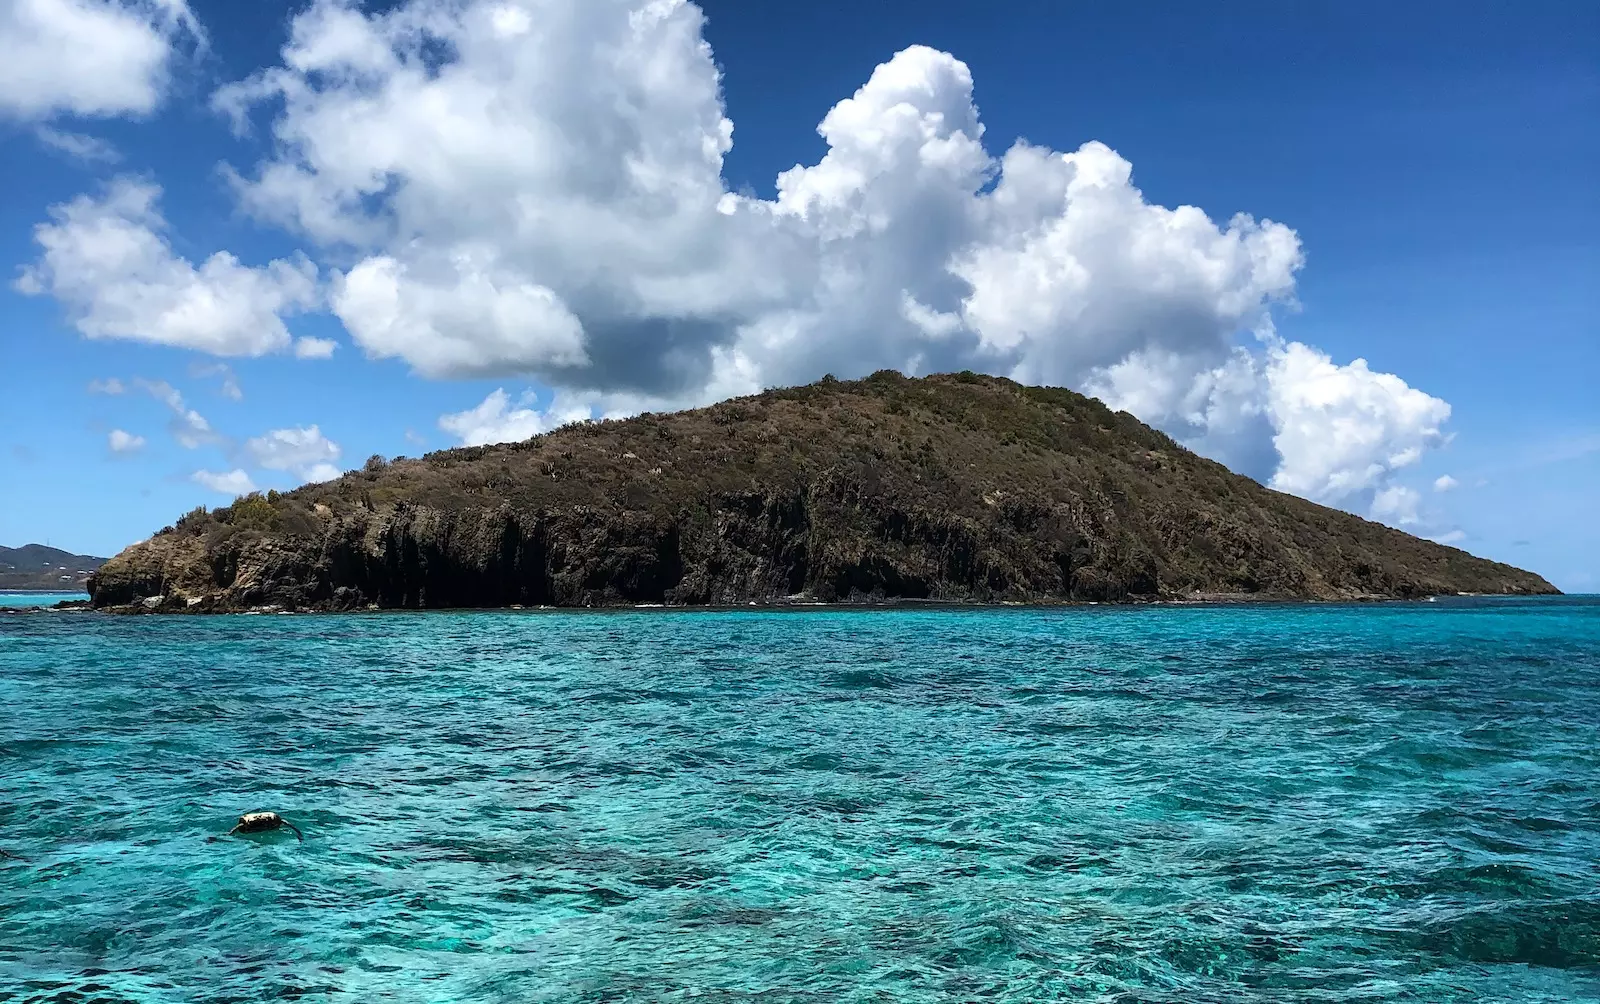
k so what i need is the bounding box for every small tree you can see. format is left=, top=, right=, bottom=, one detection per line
left=229, top=493, right=280, bottom=531
left=175, top=505, right=209, bottom=533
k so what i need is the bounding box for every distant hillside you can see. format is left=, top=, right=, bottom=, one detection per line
left=89, top=371, right=1556, bottom=611
left=1, top=544, right=106, bottom=591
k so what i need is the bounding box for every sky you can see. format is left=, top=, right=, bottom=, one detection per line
left=0, top=0, right=1594, bottom=591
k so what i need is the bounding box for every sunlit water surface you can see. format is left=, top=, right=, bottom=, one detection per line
left=2, top=599, right=1598, bottom=1002
left=0, top=593, right=87, bottom=609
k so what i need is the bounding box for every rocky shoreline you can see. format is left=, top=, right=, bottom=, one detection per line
left=22, top=592, right=1499, bottom=616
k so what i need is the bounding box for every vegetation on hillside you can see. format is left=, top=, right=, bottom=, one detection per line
left=90, top=372, right=1555, bottom=610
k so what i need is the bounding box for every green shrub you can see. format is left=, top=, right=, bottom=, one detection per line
left=228, top=493, right=280, bottom=531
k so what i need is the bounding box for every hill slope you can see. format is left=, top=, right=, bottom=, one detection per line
left=89, top=372, right=1555, bottom=611
left=1, top=545, right=106, bottom=591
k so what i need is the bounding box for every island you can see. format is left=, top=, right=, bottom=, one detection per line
left=1, top=544, right=105, bottom=591
left=88, top=371, right=1556, bottom=612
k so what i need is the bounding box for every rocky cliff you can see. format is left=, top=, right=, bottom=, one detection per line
left=89, top=372, right=1556, bottom=611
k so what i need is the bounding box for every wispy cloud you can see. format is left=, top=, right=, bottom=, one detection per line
left=35, top=127, right=120, bottom=164
left=188, top=361, right=243, bottom=401
left=1465, top=431, right=1600, bottom=481
left=134, top=378, right=219, bottom=449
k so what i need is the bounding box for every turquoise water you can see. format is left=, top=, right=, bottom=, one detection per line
left=0, top=592, right=87, bottom=609
left=2, top=600, right=1598, bottom=1002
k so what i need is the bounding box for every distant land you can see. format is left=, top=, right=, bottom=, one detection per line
left=1, top=544, right=106, bottom=591
left=89, top=372, right=1556, bottom=612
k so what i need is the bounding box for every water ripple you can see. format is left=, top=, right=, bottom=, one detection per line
left=1, top=598, right=1598, bottom=1001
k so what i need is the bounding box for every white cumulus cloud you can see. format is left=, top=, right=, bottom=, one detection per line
left=213, top=0, right=1455, bottom=524
left=438, top=389, right=598, bottom=447
left=293, top=336, right=338, bottom=359
left=331, top=253, right=587, bottom=378
left=191, top=468, right=256, bottom=496
left=16, top=178, right=320, bottom=357
left=244, top=424, right=343, bottom=484
left=0, top=0, right=202, bottom=120
left=1433, top=474, right=1459, bottom=492
left=107, top=428, right=144, bottom=453
left=1264, top=340, right=1451, bottom=514
left=957, top=141, right=1302, bottom=378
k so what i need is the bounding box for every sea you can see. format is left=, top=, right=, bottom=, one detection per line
left=2, top=598, right=1597, bottom=1002
left=0, top=592, right=88, bottom=609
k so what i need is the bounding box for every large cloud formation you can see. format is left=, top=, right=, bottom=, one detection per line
left=16, top=179, right=322, bottom=356
left=24, top=0, right=1449, bottom=524
left=0, top=0, right=201, bottom=119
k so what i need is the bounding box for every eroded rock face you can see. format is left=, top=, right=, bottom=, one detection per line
left=89, top=373, right=1558, bottom=611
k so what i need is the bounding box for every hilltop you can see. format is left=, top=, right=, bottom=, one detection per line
left=1, top=544, right=105, bottom=591
left=88, top=372, right=1555, bottom=611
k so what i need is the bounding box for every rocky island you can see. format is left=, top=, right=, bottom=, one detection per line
left=88, top=372, right=1556, bottom=611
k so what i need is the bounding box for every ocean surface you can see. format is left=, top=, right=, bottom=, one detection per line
left=0, top=592, right=88, bottom=609
left=2, top=599, right=1598, bottom=1002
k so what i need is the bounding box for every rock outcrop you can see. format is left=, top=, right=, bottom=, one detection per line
left=89, top=372, right=1557, bottom=611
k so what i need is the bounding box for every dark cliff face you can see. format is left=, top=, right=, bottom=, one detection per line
left=88, top=372, right=1558, bottom=611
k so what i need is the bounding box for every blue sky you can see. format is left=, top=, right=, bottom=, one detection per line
left=0, top=0, right=1594, bottom=591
